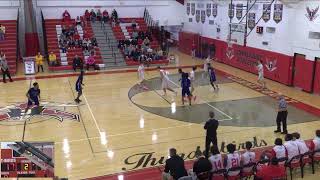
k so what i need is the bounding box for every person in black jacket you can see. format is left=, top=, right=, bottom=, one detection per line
left=163, top=148, right=187, bottom=180
left=204, top=111, right=219, bottom=158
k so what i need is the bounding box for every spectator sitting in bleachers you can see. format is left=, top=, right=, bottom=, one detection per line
left=74, top=32, right=82, bottom=47
left=143, top=37, right=150, bottom=47
left=242, top=141, right=256, bottom=173
left=61, top=25, right=67, bottom=36
left=67, top=37, right=76, bottom=49
left=49, top=52, right=57, bottom=66
left=284, top=133, right=300, bottom=161
left=102, top=10, right=109, bottom=23
left=86, top=54, right=96, bottom=71
left=131, top=19, right=137, bottom=29
left=255, top=157, right=286, bottom=180
left=292, top=132, right=310, bottom=155
left=96, top=9, right=102, bottom=21
left=224, top=143, right=241, bottom=176
left=85, top=9, right=90, bottom=21
left=138, top=31, right=145, bottom=39
left=132, top=30, right=138, bottom=39
left=83, top=30, right=90, bottom=39
left=76, top=16, right=82, bottom=26
left=131, top=47, right=140, bottom=61
left=62, top=10, right=71, bottom=22
left=69, top=25, right=75, bottom=36
left=83, top=49, right=91, bottom=57
left=90, top=9, right=97, bottom=23
left=91, top=37, right=98, bottom=46
left=0, top=24, right=5, bottom=41
left=72, top=55, right=83, bottom=72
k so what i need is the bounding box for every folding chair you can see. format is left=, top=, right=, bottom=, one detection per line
left=277, top=157, right=288, bottom=166
left=285, top=155, right=301, bottom=180
left=211, top=169, right=226, bottom=180
left=226, top=166, right=242, bottom=180
left=242, top=162, right=256, bottom=179
left=311, top=149, right=320, bottom=174
left=300, top=151, right=313, bottom=178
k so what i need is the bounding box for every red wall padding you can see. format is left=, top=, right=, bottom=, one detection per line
left=197, top=35, right=293, bottom=85
left=178, top=31, right=200, bottom=56
left=313, top=60, right=320, bottom=94
left=293, top=55, right=315, bottom=92
left=25, top=33, right=39, bottom=56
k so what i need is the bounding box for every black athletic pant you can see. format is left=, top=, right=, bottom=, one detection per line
left=276, top=111, right=288, bottom=132
left=205, top=135, right=217, bottom=158
left=37, top=65, right=44, bottom=72
left=2, top=69, right=12, bottom=82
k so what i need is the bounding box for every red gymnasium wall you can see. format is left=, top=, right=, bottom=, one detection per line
left=178, top=31, right=320, bottom=91
left=313, top=60, right=320, bottom=94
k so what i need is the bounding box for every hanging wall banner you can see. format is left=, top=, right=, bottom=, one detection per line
left=228, top=4, right=235, bottom=19
left=201, top=10, right=206, bottom=23
left=187, top=3, right=190, bottom=15
left=196, top=10, right=200, bottom=23
left=248, top=13, right=256, bottom=30
left=236, top=4, right=243, bottom=20
left=191, top=3, right=196, bottom=15
left=262, top=4, right=271, bottom=22
left=207, top=4, right=212, bottom=17
left=212, top=4, right=218, bottom=17
left=273, top=4, right=283, bottom=23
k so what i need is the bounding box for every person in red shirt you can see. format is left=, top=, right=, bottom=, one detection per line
left=191, top=41, right=196, bottom=59
left=255, top=158, right=286, bottom=180
left=85, top=10, right=90, bottom=21
left=62, top=10, right=71, bottom=22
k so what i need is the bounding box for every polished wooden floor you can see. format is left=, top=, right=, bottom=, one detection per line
left=0, top=50, right=320, bottom=179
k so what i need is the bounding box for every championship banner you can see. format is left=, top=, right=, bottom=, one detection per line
left=187, top=3, right=190, bottom=15
left=196, top=10, right=200, bottom=23
left=201, top=10, right=206, bottom=23
left=248, top=13, right=256, bottom=30
left=23, top=57, right=36, bottom=75
left=207, top=4, right=211, bottom=17
left=212, top=4, right=218, bottom=17
left=262, top=4, right=271, bottom=22
left=191, top=3, right=196, bottom=15
left=273, top=4, right=283, bottom=23
left=228, top=4, right=235, bottom=19
left=236, top=4, right=243, bottom=20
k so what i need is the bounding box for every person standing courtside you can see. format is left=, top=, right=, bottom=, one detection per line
left=35, top=52, right=44, bottom=73
left=74, top=70, right=84, bottom=103
left=274, top=94, right=288, bottom=134
left=204, top=111, right=219, bottom=158
left=0, top=52, right=13, bottom=83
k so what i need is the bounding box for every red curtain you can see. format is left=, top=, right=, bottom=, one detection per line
left=25, top=33, right=39, bottom=56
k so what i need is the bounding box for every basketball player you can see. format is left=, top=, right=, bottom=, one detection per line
left=137, top=63, right=148, bottom=90
left=74, top=70, right=84, bottom=103
left=224, top=144, right=241, bottom=176
left=158, top=66, right=176, bottom=96
left=208, top=145, right=224, bottom=173
left=241, top=141, right=256, bottom=173
left=208, top=65, right=218, bottom=91
left=181, top=72, right=192, bottom=106
left=257, top=60, right=266, bottom=89
left=190, top=66, right=196, bottom=94
left=202, top=56, right=211, bottom=79
left=25, top=82, right=41, bottom=113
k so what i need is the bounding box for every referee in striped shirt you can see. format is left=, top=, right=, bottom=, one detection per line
left=274, top=94, right=288, bottom=134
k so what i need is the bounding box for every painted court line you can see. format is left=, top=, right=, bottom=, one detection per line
left=82, top=93, right=103, bottom=134
left=167, top=78, right=233, bottom=121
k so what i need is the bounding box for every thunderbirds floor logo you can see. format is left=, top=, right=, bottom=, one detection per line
left=0, top=102, right=80, bottom=122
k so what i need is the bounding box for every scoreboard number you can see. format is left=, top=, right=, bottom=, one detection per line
left=24, top=163, right=29, bottom=171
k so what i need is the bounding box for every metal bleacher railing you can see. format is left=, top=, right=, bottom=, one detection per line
left=101, top=20, right=117, bottom=65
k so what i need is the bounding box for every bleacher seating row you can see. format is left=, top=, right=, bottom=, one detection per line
left=0, top=20, right=17, bottom=74
left=44, top=19, right=103, bottom=71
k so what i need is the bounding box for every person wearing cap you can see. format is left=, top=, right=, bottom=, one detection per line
left=274, top=94, right=288, bottom=134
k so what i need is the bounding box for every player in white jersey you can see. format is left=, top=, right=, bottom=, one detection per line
left=137, top=63, right=148, bottom=89
left=311, top=130, right=320, bottom=156
left=271, top=138, right=287, bottom=159
left=284, top=134, right=300, bottom=161
left=292, top=132, right=310, bottom=154
left=158, top=66, right=176, bottom=96
left=257, top=60, right=266, bottom=89
left=224, top=144, right=241, bottom=176
left=208, top=145, right=224, bottom=173
left=189, top=66, right=197, bottom=101
left=242, top=142, right=256, bottom=173
left=202, top=56, right=211, bottom=79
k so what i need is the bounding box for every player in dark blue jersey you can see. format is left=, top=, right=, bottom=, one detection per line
left=208, top=65, right=218, bottom=91
left=181, top=72, right=192, bottom=106
left=25, top=82, right=41, bottom=113
left=74, top=70, right=84, bottom=103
